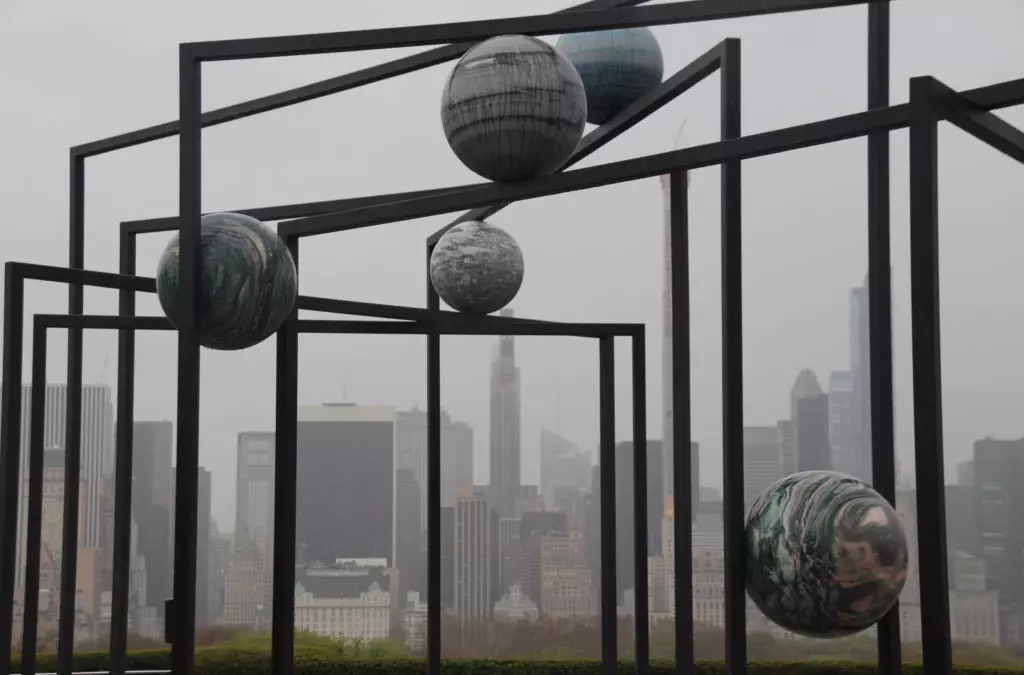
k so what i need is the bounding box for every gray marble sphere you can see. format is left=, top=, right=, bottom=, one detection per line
left=441, top=35, right=587, bottom=183
left=156, top=212, right=298, bottom=351
left=746, top=471, right=909, bottom=638
left=430, top=221, right=524, bottom=314
left=556, top=28, right=664, bottom=125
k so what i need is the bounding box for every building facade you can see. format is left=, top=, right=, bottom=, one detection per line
left=490, top=311, right=522, bottom=520
left=743, top=426, right=782, bottom=507
left=539, top=530, right=592, bottom=620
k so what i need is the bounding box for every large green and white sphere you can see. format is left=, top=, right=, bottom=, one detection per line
left=745, top=471, right=908, bottom=638
left=156, top=212, right=297, bottom=351
left=556, top=28, right=664, bottom=125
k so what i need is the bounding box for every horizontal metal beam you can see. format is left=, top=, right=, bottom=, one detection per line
left=188, top=0, right=880, bottom=61
left=930, top=77, right=1024, bottom=165
left=296, top=318, right=639, bottom=337
left=8, top=262, right=155, bottom=293
left=35, top=315, right=172, bottom=331
left=281, top=76, right=1024, bottom=238
left=426, top=38, right=727, bottom=245
left=73, top=0, right=645, bottom=158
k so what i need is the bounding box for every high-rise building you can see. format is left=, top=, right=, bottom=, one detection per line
left=395, top=408, right=474, bottom=531
left=540, top=429, right=590, bottom=511
left=539, top=529, right=592, bottom=619
left=297, top=404, right=396, bottom=564
left=440, top=506, right=455, bottom=610
left=849, top=280, right=872, bottom=482
left=497, top=517, right=521, bottom=594
left=490, top=310, right=522, bottom=519
left=828, top=371, right=861, bottom=478
left=395, top=468, right=424, bottom=598
left=614, top=440, right=665, bottom=601
left=15, top=384, right=113, bottom=592
left=975, top=437, right=1024, bottom=646
left=195, top=468, right=212, bottom=628
left=132, top=420, right=174, bottom=619
left=518, top=510, right=567, bottom=607
left=743, top=426, right=783, bottom=507
left=777, top=419, right=797, bottom=477
left=958, top=459, right=975, bottom=487
left=663, top=441, right=700, bottom=523
left=453, top=489, right=497, bottom=629
left=208, top=531, right=232, bottom=626
left=791, top=369, right=831, bottom=472
left=233, top=432, right=275, bottom=610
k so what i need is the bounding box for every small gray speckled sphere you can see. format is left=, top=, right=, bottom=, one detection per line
left=156, top=212, right=298, bottom=351
left=430, top=221, right=524, bottom=315
left=556, top=28, right=664, bottom=125
left=746, top=471, right=908, bottom=638
left=441, top=35, right=587, bottom=183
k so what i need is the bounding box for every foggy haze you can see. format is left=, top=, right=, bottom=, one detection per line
left=1, top=0, right=1023, bottom=530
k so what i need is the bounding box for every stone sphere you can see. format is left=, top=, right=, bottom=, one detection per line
left=745, top=471, right=908, bottom=638
left=156, top=212, right=298, bottom=351
left=429, top=221, right=524, bottom=315
left=556, top=28, right=664, bottom=125
left=441, top=35, right=587, bottom=183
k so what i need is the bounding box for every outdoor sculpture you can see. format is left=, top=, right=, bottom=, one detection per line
left=556, top=28, right=665, bottom=124
left=156, top=212, right=298, bottom=350
left=429, top=220, right=524, bottom=314
left=441, top=34, right=588, bottom=182
left=745, top=470, right=908, bottom=638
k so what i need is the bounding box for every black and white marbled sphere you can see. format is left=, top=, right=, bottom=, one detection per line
left=746, top=470, right=908, bottom=638
left=429, top=221, right=524, bottom=314
left=441, top=35, right=587, bottom=183
left=156, top=212, right=297, bottom=351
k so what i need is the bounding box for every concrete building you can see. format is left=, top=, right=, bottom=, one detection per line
left=454, top=489, right=497, bottom=626
left=828, top=371, right=860, bottom=478
left=490, top=311, right=522, bottom=519
left=401, top=591, right=428, bottom=653
left=848, top=280, right=872, bottom=482
left=777, top=419, right=797, bottom=477
left=132, top=420, right=174, bottom=620
left=494, top=583, right=539, bottom=622
left=540, top=428, right=590, bottom=511
left=539, top=530, right=592, bottom=619
left=743, top=426, right=782, bottom=507
left=395, top=408, right=474, bottom=522
left=294, top=581, right=390, bottom=643
left=791, top=369, right=831, bottom=472
left=297, top=405, right=396, bottom=565
left=615, top=440, right=665, bottom=601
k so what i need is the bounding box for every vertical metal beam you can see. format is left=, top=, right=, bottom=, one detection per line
left=271, top=235, right=300, bottom=675
left=598, top=336, right=617, bottom=675
left=631, top=330, right=649, bottom=675
left=22, top=320, right=47, bottom=675
left=908, top=75, right=952, bottom=675
left=866, top=2, right=901, bottom=672
left=719, top=37, right=747, bottom=675
left=109, top=233, right=138, bottom=675
left=668, top=169, right=693, bottom=672
left=0, top=265, right=24, bottom=675
left=425, top=244, right=442, bottom=675
left=170, top=45, right=202, bottom=675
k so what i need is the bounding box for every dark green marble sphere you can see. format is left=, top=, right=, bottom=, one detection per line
left=745, top=470, right=908, bottom=638
left=156, top=212, right=297, bottom=351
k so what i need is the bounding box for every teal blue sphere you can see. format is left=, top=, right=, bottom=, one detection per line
left=156, top=212, right=297, bottom=351
left=556, top=28, right=664, bottom=125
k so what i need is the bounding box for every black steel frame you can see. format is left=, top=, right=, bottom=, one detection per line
left=0, top=2, right=1021, bottom=675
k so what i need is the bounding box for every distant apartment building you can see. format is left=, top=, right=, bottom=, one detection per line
left=743, top=426, right=782, bottom=507
left=539, top=529, right=592, bottom=620
left=294, top=581, right=390, bottom=642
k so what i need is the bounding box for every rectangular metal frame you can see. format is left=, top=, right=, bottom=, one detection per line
left=0, top=2, right=1021, bottom=675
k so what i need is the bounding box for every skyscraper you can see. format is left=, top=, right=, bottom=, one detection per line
left=15, top=384, right=113, bottom=593
left=743, top=426, right=782, bottom=507
left=454, top=489, right=497, bottom=630
left=539, top=428, right=590, bottom=510
left=663, top=441, right=700, bottom=522
left=297, top=404, right=395, bottom=564
left=490, top=309, right=522, bottom=519
left=195, top=468, right=212, bottom=629
left=828, top=372, right=860, bottom=477
left=395, top=468, right=424, bottom=597
left=791, top=369, right=831, bottom=472
left=975, top=437, right=1024, bottom=646
left=849, top=280, right=872, bottom=482
left=132, top=420, right=174, bottom=617
left=395, top=408, right=474, bottom=530
left=233, top=431, right=275, bottom=606
left=614, top=440, right=664, bottom=601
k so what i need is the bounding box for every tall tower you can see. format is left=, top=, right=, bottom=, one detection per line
left=132, top=420, right=174, bottom=618
left=489, top=309, right=521, bottom=519
left=454, top=489, right=497, bottom=631
left=791, top=369, right=831, bottom=472
left=849, top=279, right=873, bottom=482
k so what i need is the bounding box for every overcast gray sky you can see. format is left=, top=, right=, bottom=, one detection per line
left=1, top=0, right=1023, bottom=530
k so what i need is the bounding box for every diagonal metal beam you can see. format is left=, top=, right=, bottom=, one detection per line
left=188, top=0, right=883, bottom=61
left=930, top=76, right=1024, bottom=165
left=426, top=39, right=728, bottom=245
left=73, top=0, right=648, bottom=158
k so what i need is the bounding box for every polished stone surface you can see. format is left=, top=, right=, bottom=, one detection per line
left=430, top=220, right=524, bottom=314
left=441, top=34, right=587, bottom=183
left=556, top=28, right=664, bottom=125
left=745, top=470, right=908, bottom=638
left=156, top=212, right=297, bottom=351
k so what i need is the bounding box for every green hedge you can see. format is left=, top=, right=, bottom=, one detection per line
left=11, top=650, right=1024, bottom=675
